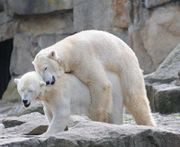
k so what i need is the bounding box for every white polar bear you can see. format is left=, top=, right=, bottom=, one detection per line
left=14, top=71, right=123, bottom=135
left=33, top=30, right=156, bottom=126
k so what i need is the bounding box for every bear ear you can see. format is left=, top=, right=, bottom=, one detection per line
left=14, top=78, right=20, bottom=85
left=32, top=61, right=35, bottom=66
left=40, top=81, right=46, bottom=87
left=48, top=51, right=56, bottom=59
left=48, top=51, right=62, bottom=65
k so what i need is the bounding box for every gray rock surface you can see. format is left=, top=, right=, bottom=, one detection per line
left=129, top=1, right=180, bottom=73
left=144, top=0, right=173, bottom=8
left=4, top=0, right=73, bottom=15
left=2, top=79, right=20, bottom=103
left=0, top=113, right=180, bottom=147
left=145, top=44, right=180, bottom=113
left=0, top=100, right=44, bottom=117
left=0, top=112, right=48, bottom=136
left=0, top=0, right=180, bottom=107
left=73, top=0, right=129, bottom=42
left=146, top=44, right=180, bottom=83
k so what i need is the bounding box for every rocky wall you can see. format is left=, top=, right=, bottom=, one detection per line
left=0, top=0, right=179, bottom=112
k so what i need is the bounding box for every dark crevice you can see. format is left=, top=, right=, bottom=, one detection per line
left=0, top=38, right=13, bottom=99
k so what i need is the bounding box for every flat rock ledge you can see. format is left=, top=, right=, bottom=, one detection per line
left=0, top=114, right=180, bottom=147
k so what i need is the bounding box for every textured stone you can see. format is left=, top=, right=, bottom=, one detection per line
left=73, top=0, right=113, bottom=32
left=146, top=82, right=180, bottom=114
left=112, top=0, right=130, bottom=28
left=145, top=0, right=172, bottom=8
left=4, top=102, right=44, bottom=117
left=0, top=120, right=180, bottom=147
left=9, top=32, right=70, bottom=78
left=10, top=34, right=34, bottom=77
left=2, top=117, right=25, bottom=128
left=141, top=5, right=180, bottom=71
left=4, top=0, right=73, bottom=15
left=0, top=0, right=4, bottom=11
left=129, top=3, right=180, bottom=73
left=145, top=44, right=180, bottom=113
left=2, top=79, right=20, bottom=103
left=1, top=112, right=48, bottom=136
left=0, top=12, right=12, bottom=25
left=73, top=0, right=129, bottom=42
left=146, top=44, right=180, bottom=83
left=16, top=11, right=73, bottom=36
left=1, top=111, right=180, bottom=147
left=0, top=20, right=17, bottom=42
left=35, top=34, right=69, bottom=49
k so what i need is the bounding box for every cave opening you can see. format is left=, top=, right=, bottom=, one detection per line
left=0, top=39, right=13, bottom=99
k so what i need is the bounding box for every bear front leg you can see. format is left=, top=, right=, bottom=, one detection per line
left=43, top=104, right=53, bottom=123
left=43, top=112, right=70, bottom=136
left=75, top=59, right=112, bottom=122
left=42, top=99, right=71, bottom=136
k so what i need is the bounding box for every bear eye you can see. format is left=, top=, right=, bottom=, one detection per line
left=28, top=90, right=33, bottom=93
left=20, top=89, right=25, bottom=93
left=44, top=67, right=47, bottom=71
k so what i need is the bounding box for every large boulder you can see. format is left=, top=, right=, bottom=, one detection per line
left=144, top=0, right=172, bottom=8
left=4, top=0, right=72, bottom=15
left=129, top=2, right=180, bottom=73
left=9, top=9, right=73, bottom=78
left=0, top=113, right=180, bottom=147
left=1, top=112, right=48, bottom=136
left=73, top=0, right=129, bottom=42
left=145, top=44, right=180, bottom=113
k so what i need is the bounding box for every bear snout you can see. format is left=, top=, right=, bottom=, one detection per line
left=46, top=81, right=50, bottom=85
left=51, top=76, right=55, bottom=85
left=22, top=99, right=30, bottom=107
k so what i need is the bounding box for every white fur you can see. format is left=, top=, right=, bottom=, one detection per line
left=15, top=71, right=123, bottom=136
left=33, top=30, right=156, bottom=126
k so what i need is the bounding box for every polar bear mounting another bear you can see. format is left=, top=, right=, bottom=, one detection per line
left=15, top=71, right=123, bottom=136
left=32, top=30, right=156, bottom=127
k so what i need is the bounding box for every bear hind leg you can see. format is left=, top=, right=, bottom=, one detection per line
left=75, top=59, right=113, bottom=122
left=124, top=95, right=156, bottom=127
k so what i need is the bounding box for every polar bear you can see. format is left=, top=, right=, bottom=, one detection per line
left=33, top=30, right=156, bottom=126
left=14, top=71, right=123, bottom=135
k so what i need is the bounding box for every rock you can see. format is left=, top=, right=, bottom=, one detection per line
left=73, top=0, right=113, bottom=31
left=73, top=0, right=129, bottom=42
left=0, top=116, right=180, bottom=147
left=146, top=82, right=180, bottom=113
left=2, top=117, right=25, bottom=128
left=129, top=2, right=180, bottom=73
left=9, top=33, right=71, bottom=78
left=1, top=113, right=89, bottom=136
left=145, top=44, right=180, bottom=113
left=1, top=112, right=48, bottom=136
left=146, top=44, right=180, bottom=82
left=4, top=0, right=73, bottom=15
left=0, top=0, right=4, bottom=11
left=144, top=0, right=172, bottom=8
left=10, top=34, right=34, bottom=77
left=0, top=20, right=17, bottom=42
left=141, top=5, right=180, bottom=72
left=9, top=102, right=44, bottom=116
left=0, top=124, right=4, bottom=130
left=2, top=79, right=20, bottom=103
left=0, top=12, right=12, bottom=25
left=16, top=11, right=73, bottom=36
left=35, top=34, right=70, bottom=49
left=0, top=99, right=44, bottom=117
left=112, top=0, right=131, bottom=29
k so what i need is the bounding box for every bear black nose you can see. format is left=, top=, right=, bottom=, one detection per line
left=23, top=99, right=28, bottom=104
left=46, top=81, right=50, bottom=85
left=51, top=76, right=55, bottom=85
